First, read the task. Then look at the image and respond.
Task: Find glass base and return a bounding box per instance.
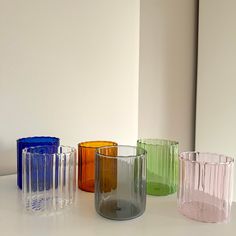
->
[24,195,73,214]
[79,179,94,192]
[97,199,143,220]
[179,201,229,223]
[147,182,176,196]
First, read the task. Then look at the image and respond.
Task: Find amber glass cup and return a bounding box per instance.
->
[78,141,117,192]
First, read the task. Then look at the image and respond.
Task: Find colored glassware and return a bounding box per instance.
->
[95,145,146,220]
[17,136,60,189]
[78,141,117,192]
[137,139,179,196]
[178,152,234,223]
[22,145,76,214]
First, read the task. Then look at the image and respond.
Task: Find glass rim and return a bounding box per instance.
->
[22,145,75,155]
[179,151,234,165]
[137,138,178,146]
[78,140,117,149]
[96,145,147,159]
[17,136,59,144]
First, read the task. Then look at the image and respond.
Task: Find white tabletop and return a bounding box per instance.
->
[0,175,235,236]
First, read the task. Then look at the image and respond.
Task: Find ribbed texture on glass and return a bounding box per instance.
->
[137,139,179,196]
[95,145,146,220]
[178,152,234,223]
[78,141,117,192]
[22,146,76,214]
[17,136,60,189]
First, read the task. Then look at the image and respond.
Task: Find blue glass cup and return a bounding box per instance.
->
[17,136,60,189]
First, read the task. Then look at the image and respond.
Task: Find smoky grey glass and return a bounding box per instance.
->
[95,145,147,220]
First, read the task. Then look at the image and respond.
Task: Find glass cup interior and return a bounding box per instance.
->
[137,138,178,146]
[180,151,234,164]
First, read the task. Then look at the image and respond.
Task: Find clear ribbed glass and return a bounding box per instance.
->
[95,145,146,220]
[22,145,76,214]
[178,152,234,223]
[137,139,179,196]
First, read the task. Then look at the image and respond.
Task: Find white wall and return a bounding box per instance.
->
[196,0,236,200]
[0,0,140,175]
[138,0,198,151]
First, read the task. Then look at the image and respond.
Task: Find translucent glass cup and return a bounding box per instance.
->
[95,145,147,220]
[22,145,76,214]
[78,141,117,192]
[17,136,60,189]
[137,139,179,196]
[178,152,234,223]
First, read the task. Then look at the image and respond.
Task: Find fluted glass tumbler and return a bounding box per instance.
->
[137,139,179,196]
[95,145,146,220]
[22,145,76,214]
[78,141,117,192]
[178,152,234,223]
[17,136,60,189]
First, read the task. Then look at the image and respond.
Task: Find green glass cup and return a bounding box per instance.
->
[137,139,179,196]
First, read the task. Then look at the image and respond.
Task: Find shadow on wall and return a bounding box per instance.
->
[0,141,16,176]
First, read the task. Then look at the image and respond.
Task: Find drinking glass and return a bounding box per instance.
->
[137,139,179,196]
[22,145,76,214]
[17,136,60,189]
[95,145,146,220]
[78,141,117,192]
[178,152,234,223]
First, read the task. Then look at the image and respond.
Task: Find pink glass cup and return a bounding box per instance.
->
[178,152,234,223]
